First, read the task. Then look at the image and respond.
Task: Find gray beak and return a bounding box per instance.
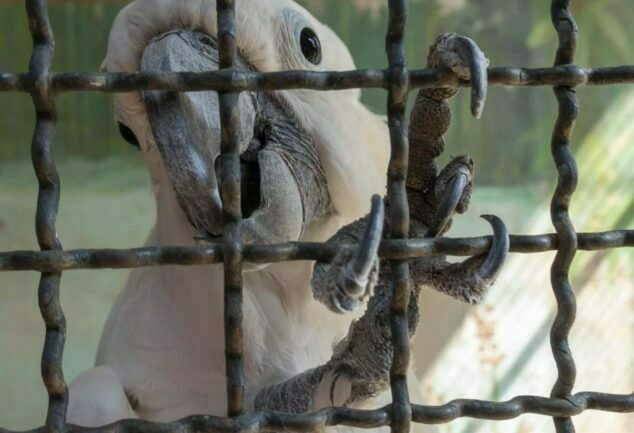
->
[141,30,316,244]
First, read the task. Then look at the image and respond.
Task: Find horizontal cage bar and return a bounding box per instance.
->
[0,392,631,433]
[0,230,631,272]
[0,65,633,93]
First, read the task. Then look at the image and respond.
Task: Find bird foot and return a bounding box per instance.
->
[424,155,474,237]
[312,195,384,313]
[427,32,489,118]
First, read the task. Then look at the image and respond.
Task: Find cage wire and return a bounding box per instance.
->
[0,0,633,433]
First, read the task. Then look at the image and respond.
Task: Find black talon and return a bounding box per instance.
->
[425,170,470,238]
[476,214,510,281]
[454,35,488,119]
[337,194,384,298]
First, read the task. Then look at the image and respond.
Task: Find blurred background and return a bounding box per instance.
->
[0,0,632,432]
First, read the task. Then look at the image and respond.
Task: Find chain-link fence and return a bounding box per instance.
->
[0,1,633,433]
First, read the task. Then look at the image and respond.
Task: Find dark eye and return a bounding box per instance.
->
[300,28,321,65]
[118,122,139,149]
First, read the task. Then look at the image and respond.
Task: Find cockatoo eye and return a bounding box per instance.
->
[299,27,321,65]
[118,122,139,149]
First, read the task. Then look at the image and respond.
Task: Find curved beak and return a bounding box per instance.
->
[143,87,227,236]
[141,30,307,244]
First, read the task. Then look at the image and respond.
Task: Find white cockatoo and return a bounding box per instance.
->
[67,1,507,432]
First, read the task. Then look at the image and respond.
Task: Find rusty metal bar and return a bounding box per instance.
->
[1,229,632,273]
[2,65,634,93]
[549,1,580,432]
[385,1,412,433]
[25,0,68,432]
[216,0,245,418]
[0,392,631,433]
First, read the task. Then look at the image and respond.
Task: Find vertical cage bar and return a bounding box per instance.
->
[549,1,579,432]
[25,0,68,432]
[216,0,245,417]
[385,1,411,433]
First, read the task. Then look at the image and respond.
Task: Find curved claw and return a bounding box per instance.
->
[476,214,510,281]
[425,169,470,238]
[337,195,385,299]
[453,35,488,119]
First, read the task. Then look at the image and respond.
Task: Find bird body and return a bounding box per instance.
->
[69,0,396,426]
[68,1,505,431]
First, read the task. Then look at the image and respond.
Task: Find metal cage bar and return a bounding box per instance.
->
[1,230,632,272]
[548,2,579,432]
[217,0,246,418]
[3,65,634,94]
[25,1,69,432]
[0,0,633,432]
[385,1,412,433]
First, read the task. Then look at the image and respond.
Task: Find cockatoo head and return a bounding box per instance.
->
[107,0,389,244]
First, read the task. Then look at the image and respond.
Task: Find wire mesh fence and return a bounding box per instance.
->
[0,1,633,433]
